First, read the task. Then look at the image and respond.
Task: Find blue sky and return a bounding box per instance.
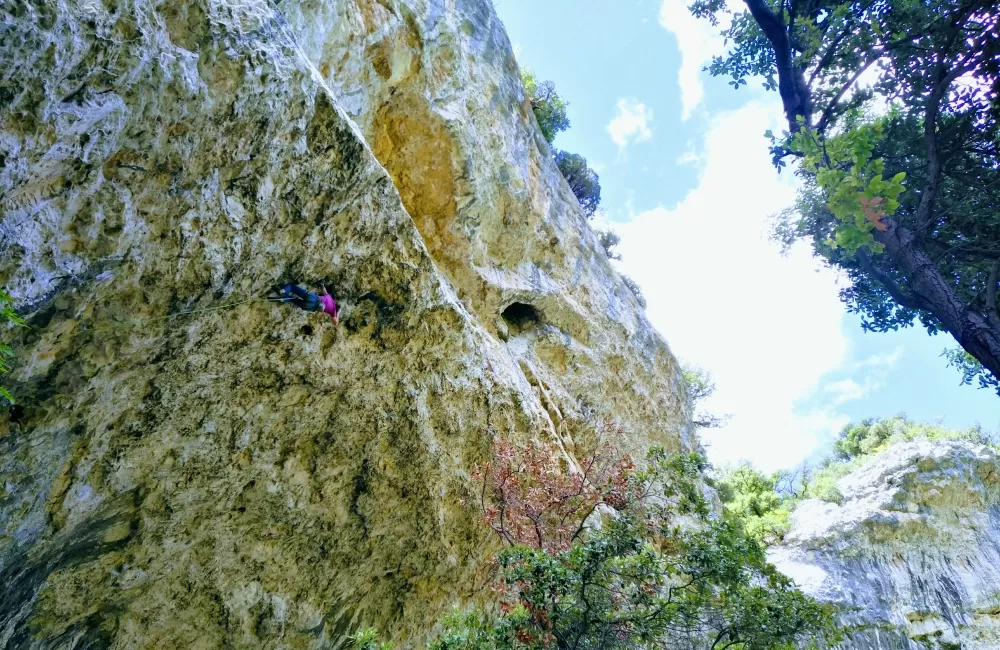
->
[493,0,1000,471]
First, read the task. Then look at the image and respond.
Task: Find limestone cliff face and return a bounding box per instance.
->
[273,0,688,460]
[0,0,691,647]
[770,441,1000,650]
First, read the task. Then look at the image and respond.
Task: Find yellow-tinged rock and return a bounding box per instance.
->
[0,0,692,646]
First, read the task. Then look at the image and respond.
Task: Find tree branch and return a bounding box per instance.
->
[808,21,854,87]
[743,0,812,130]
[815,56,880,134]
[856,246,932,312]
[874,219,1000,380]
[929,240,1000,263]
[570,502,601,544]
[915,64,968,232]
[711,627,733,650]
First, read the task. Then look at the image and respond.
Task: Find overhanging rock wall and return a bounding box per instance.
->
[0,0,691,646]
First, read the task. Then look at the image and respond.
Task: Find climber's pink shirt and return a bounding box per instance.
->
[319,294,337,320]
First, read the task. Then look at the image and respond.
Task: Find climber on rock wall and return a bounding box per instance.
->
[272,283,339,325]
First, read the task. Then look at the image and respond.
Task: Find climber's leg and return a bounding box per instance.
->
[277,283,320,311]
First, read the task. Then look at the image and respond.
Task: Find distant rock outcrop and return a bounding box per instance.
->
[770,440,1000,650]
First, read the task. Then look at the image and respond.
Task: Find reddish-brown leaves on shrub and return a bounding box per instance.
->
[473,436,634,552]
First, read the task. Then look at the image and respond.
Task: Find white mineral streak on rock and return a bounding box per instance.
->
[770,441,1000,649]
[0,0,691,646]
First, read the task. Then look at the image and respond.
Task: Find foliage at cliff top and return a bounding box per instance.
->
[681,364,731,431]
[691,0,1000,391]
[715,464,793,546]
[553,150,601,217]
[0,289,22,406]
[359,437,842,649]
[717,415,997,543]
[596,229,621,261]
[520,70,602,219]
[520,70,570,145]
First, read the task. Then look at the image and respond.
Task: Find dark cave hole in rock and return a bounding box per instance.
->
[300,324,314,336]
[7,404,25,424]
[501,302,542,332]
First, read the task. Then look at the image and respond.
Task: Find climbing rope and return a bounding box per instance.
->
[111,297,290,328]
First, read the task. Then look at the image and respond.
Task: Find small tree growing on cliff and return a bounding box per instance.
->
[0,289,23,406]
[622,275,646,309]
[681,364,731,430]
[554,150,601,217]
[351,628,392,650]
[596,229,622,261]
[518,70,603,218]
[521,70,570,145]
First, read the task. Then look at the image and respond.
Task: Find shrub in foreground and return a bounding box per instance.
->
[359,438,842,649]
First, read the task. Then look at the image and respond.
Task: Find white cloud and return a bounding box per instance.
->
[676,147,700,167]
[615,99,851,472]
[606,98,654,149]
[855,346,904,370]
[658,0,730,120]
[824,379,864,406]
[818,345,904,406]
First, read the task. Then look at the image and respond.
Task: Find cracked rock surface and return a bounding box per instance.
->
[0,0,691,646]
[770,440,1000,650]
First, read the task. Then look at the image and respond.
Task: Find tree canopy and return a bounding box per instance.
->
[554,150,602,217]
[681,364,731,430]
[521,70,570,145]
[716,415,996,540]
[692,0,1000,392]
[432,443,839,650]
[716,464,792,544]
[519,71,603,219]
